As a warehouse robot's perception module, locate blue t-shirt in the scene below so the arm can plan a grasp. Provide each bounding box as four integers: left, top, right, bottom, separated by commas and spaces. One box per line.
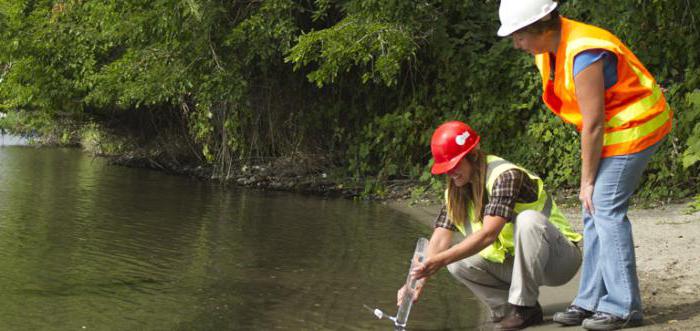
573, 49, 618, 89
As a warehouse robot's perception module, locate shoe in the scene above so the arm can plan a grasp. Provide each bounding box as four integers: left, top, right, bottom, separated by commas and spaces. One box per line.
582, 312, 643, 330
553, 304, 594, 326
489, 305, 510, 323
498, 302, 543, 330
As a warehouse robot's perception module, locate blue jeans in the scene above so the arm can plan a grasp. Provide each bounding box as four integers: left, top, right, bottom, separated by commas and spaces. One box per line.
573, 141, 661, 319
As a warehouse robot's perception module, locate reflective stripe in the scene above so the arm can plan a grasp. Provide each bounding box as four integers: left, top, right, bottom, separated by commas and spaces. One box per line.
607, 86, 662, 128
486, 159, 509, 188
606, 65, 663, 128
535, 55, 545, 71
535, 54, 548, 81
604, 104, 671, 146
542, 194, 552, 218
566, 37, 619, 53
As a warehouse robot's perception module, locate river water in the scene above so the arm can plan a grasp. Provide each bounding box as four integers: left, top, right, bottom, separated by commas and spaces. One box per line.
0, 145, 480, 330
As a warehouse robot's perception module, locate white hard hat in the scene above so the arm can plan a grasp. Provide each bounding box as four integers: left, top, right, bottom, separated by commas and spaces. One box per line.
497, 0, 558, 37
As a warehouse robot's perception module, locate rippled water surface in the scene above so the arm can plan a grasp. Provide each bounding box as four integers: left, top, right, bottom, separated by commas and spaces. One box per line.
0, 147, 480, 330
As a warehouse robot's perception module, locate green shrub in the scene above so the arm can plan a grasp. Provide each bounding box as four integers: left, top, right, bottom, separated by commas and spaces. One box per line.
0, 0, 697, 201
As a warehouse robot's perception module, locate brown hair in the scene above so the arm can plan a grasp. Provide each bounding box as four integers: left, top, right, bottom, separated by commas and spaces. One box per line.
445, 148, 487, 229
517, 9, 561, 36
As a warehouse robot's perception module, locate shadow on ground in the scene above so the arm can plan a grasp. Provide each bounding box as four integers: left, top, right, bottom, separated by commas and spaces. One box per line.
644, 299, 700, 327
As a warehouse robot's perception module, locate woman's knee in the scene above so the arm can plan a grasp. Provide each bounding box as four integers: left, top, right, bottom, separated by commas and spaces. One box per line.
447, 257, 485, 282
515, 210, 547, 234
446, 261, 461, 276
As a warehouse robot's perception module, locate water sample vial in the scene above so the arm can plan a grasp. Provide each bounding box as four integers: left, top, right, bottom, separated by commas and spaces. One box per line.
394, 237, 429, 328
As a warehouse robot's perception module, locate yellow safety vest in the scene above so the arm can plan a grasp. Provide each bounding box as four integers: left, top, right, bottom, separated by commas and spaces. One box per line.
447, 155, 581, 263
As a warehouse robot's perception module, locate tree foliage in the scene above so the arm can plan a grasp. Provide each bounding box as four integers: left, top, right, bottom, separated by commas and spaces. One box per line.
0, 0, 698, 200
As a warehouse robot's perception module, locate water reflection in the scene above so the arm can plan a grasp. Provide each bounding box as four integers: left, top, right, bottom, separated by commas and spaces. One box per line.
0, 133, 30, 146
0, 147, 480, 330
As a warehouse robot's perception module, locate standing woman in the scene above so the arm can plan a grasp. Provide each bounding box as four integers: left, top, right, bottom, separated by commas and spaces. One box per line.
401, 121, 582, 330
496, 0, 672, 330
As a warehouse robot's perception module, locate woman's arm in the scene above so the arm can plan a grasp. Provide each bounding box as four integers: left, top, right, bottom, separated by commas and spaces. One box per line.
574, 60, 606, 215
397, 224, 454, 304
426, 226, 453, 259
411, 215, 507, 279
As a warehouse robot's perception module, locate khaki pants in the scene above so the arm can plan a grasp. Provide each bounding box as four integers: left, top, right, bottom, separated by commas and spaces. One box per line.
447, 210, 582, 321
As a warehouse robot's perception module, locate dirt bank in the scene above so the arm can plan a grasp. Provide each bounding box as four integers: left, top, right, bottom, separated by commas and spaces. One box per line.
386, 200, 700, 330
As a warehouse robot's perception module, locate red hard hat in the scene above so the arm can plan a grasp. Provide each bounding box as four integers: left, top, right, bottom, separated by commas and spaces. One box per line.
430, 121, 481, 174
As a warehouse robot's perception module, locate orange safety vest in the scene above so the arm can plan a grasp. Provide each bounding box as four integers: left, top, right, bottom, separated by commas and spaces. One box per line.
534, 17, 672, 157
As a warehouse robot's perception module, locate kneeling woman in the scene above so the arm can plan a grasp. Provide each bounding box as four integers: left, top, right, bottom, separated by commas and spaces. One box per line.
403, 121, 582, 330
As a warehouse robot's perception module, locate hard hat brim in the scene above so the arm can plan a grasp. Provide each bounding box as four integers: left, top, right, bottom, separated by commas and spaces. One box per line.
497, 2, 558, 37
430, 137, 480, 175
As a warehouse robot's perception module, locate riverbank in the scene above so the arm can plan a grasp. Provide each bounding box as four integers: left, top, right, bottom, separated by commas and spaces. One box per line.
386, 200, 700, 330
106, 151, 423, 200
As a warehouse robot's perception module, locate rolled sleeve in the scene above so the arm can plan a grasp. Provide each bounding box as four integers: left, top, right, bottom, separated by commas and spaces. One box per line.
483, 169, 525, 222
433, 205, 458, 232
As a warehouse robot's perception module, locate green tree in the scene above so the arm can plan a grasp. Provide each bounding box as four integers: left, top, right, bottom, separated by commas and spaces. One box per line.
0, 0, 697, 201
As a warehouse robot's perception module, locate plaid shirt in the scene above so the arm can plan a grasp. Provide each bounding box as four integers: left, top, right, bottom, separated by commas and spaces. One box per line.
433, 169, 539, 231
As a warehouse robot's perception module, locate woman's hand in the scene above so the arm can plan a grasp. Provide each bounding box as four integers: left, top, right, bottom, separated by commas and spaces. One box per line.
410, 257, 443, 280
580, 182, 595, 215
396, 280, 425, 306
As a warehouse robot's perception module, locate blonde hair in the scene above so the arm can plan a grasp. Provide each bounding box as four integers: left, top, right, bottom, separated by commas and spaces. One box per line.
445, 148, 487, 229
